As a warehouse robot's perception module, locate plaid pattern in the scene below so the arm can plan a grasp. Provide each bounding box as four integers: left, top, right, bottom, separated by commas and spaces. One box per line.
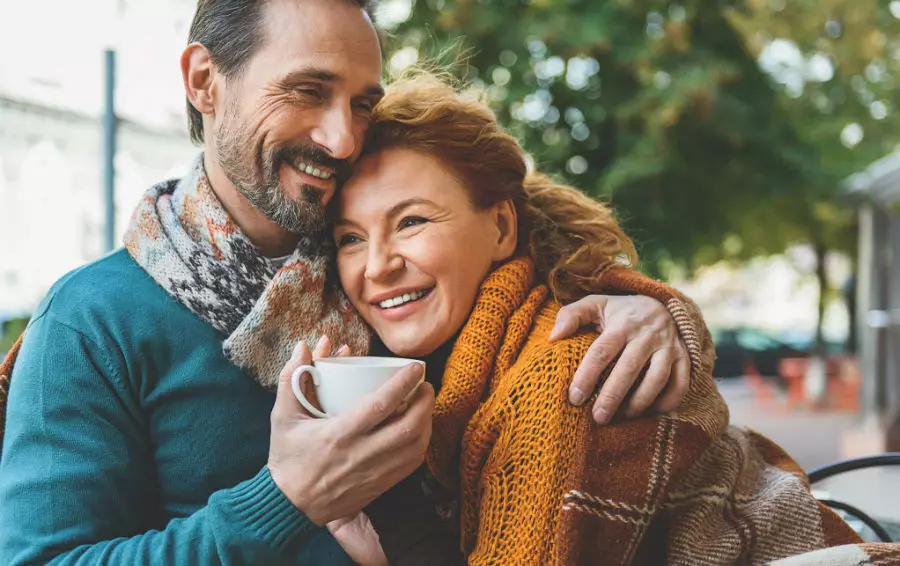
427, 258, 871, 565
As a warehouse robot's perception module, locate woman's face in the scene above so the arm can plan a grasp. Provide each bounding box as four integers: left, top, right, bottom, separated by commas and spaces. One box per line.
335, 148, 516, 357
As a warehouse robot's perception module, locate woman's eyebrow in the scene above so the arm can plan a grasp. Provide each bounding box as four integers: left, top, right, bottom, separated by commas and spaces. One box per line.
384, 198, 437, 220
333, 198, 438, 229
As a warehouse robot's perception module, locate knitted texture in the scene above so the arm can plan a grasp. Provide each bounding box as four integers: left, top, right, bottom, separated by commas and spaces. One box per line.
0, 333, 21, 459
122, 156, 370, 388
428, 257, 867, 565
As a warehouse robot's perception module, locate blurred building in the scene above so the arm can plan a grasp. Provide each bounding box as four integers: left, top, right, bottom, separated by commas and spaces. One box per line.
845, 152, 900, 441
0, 95, 195, 314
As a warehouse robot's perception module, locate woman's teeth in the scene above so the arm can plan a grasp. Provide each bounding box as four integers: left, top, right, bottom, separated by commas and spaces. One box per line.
295, 162, 332, 180
379, 290, 429, 309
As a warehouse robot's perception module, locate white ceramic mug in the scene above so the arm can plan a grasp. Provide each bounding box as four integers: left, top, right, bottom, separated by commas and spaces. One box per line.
290, 356, 425, 418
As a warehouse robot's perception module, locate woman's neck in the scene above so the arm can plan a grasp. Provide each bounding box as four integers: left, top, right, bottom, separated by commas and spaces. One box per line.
370, 336, 459, 392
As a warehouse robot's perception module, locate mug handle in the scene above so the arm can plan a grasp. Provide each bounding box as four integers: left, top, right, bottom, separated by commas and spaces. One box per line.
291, 365, 329, 418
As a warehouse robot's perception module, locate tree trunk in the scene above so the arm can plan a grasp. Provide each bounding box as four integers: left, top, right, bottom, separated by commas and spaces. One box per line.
813, 241, 828, 357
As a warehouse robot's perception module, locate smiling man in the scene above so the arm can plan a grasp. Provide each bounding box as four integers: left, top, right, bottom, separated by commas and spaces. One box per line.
0, 1, 696, 564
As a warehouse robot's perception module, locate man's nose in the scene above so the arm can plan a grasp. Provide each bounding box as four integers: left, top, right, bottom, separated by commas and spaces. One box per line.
310, 103, 357, 161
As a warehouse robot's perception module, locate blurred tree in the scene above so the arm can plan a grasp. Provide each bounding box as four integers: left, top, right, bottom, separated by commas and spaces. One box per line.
381, 0, 900, 348
729, 0, 900, 350
385, 0, 818, 277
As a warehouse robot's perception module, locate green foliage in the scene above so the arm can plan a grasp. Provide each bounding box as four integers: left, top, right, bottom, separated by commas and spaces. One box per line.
383, 0, 898, 277
1, 317, 28, 355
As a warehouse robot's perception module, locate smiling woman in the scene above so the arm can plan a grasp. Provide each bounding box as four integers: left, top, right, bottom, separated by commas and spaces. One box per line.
325, 70, 864, 566
335, 148, 521, 357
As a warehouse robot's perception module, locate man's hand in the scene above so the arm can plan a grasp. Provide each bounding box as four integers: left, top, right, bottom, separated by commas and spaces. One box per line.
550, 295, 690, 424
267, 338, 434, 525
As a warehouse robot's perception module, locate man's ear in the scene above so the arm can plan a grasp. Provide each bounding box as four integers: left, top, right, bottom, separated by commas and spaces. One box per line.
181, 43, 218, 116
490, 199, 519, 262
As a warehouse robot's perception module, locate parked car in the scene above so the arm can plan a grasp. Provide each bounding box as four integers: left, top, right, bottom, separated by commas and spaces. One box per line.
710, 327, 808, 378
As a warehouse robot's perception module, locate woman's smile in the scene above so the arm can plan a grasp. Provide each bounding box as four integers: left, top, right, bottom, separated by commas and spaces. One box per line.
370, 287, 435, 322
335, 148, 515, 357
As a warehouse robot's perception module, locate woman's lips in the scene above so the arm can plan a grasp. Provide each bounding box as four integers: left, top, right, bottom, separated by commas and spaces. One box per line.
373, 289, 434, 322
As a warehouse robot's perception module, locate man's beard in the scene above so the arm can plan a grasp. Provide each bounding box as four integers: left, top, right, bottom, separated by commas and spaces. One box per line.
214, 103, 350, 236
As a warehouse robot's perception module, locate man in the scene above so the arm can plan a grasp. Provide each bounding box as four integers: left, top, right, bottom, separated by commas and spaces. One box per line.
0, 0, 695, 564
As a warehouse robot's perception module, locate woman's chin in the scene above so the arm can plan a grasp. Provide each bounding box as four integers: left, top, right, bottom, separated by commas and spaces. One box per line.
382, 336, 439, 359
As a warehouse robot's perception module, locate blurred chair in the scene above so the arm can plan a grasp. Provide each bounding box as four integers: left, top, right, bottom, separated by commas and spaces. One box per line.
809, 453, 900, 543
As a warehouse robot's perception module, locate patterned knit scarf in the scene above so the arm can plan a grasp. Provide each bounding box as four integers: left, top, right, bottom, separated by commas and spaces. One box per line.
123, 156, 370, 389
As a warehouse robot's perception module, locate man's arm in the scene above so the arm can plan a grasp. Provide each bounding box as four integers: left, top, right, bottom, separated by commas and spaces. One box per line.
0, 315, 316, 565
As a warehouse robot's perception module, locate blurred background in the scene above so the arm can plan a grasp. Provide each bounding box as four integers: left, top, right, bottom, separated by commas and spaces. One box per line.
1, 0, 899, 537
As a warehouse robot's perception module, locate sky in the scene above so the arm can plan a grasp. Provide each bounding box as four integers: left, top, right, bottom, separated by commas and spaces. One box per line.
0, 0, 196, 130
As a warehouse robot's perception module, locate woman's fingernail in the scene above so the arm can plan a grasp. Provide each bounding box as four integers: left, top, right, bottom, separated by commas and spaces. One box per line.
569, 387, 586, 406
316, 335, 328, 350
292, 341, 305, 358
594, 407, 611, 425
336, 344, 350, 356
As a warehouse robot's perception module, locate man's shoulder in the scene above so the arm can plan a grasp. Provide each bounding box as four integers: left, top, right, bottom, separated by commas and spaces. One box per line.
30, 249, 186, 334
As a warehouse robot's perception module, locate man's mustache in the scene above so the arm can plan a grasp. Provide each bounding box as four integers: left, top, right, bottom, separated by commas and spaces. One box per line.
274, 145, 352, 183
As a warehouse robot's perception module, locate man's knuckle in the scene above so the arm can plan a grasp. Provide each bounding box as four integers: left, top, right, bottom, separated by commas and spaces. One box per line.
370, 398, 388, 417
600, 391, 625, 405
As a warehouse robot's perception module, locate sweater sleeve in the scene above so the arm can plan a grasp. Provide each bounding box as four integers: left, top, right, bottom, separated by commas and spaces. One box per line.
0, 314, 317, 566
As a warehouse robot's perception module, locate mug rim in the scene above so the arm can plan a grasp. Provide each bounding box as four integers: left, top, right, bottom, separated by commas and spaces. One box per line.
313, 356, 424, 368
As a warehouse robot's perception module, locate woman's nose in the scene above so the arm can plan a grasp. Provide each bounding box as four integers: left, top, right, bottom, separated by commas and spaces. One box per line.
364, 245, 405, 282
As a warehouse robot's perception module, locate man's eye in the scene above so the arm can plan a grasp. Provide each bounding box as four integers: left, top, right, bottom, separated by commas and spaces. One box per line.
399, 216, 428, 230
354, 100, 374, 113
296, 88, 322, 100
337, 234, 362, 247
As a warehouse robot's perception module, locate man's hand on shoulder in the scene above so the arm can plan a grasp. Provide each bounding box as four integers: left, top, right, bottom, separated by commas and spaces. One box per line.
550, 295, 690, 424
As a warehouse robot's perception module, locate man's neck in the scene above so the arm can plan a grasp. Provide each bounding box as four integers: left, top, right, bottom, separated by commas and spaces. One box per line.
202, 152, 301, 257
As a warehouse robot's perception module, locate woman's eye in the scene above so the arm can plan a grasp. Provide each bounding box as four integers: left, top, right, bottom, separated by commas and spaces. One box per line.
399, 216, 428, 230
337, 234, 362, 247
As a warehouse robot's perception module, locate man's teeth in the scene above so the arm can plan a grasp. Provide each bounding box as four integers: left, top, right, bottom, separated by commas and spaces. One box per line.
379, 290, 429, 309
296, 162, 332, 180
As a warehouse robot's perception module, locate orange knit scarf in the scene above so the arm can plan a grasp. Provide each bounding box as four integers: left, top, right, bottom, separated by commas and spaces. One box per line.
426, 257, 864, 565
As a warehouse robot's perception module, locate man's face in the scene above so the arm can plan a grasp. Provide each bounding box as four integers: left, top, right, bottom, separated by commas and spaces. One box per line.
213, 0, 383, 235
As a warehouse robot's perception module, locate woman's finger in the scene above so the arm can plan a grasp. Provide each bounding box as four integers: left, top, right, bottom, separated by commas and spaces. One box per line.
591, 341, 651, 424
313, 335, 332, 360
622, 348, 673, 418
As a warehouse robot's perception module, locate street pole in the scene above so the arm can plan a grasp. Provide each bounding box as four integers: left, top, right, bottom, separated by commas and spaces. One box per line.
102, 48, 117, 253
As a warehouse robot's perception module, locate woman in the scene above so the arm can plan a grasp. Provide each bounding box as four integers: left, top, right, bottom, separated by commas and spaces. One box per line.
309, 72, 864, 565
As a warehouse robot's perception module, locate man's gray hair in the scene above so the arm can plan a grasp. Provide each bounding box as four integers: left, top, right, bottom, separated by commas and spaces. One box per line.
185, 0, 378, 145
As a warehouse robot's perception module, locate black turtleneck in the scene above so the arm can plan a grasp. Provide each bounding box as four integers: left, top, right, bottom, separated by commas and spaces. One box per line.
367, 335, 459, 394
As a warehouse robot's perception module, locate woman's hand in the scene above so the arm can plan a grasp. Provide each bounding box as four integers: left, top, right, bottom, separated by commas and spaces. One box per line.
328, 513, 388, 566
550, 295, 690, 424
305, 337, 389, 566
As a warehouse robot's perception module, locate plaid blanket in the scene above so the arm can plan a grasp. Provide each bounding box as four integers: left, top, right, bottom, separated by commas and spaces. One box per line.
425, 258, 879, 565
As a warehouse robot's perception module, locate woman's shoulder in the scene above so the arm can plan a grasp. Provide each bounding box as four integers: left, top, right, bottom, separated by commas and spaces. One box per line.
506, 300, 599, 380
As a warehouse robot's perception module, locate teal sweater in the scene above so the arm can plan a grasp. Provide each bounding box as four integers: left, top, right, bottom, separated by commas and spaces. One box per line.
0, 249, 354, 565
